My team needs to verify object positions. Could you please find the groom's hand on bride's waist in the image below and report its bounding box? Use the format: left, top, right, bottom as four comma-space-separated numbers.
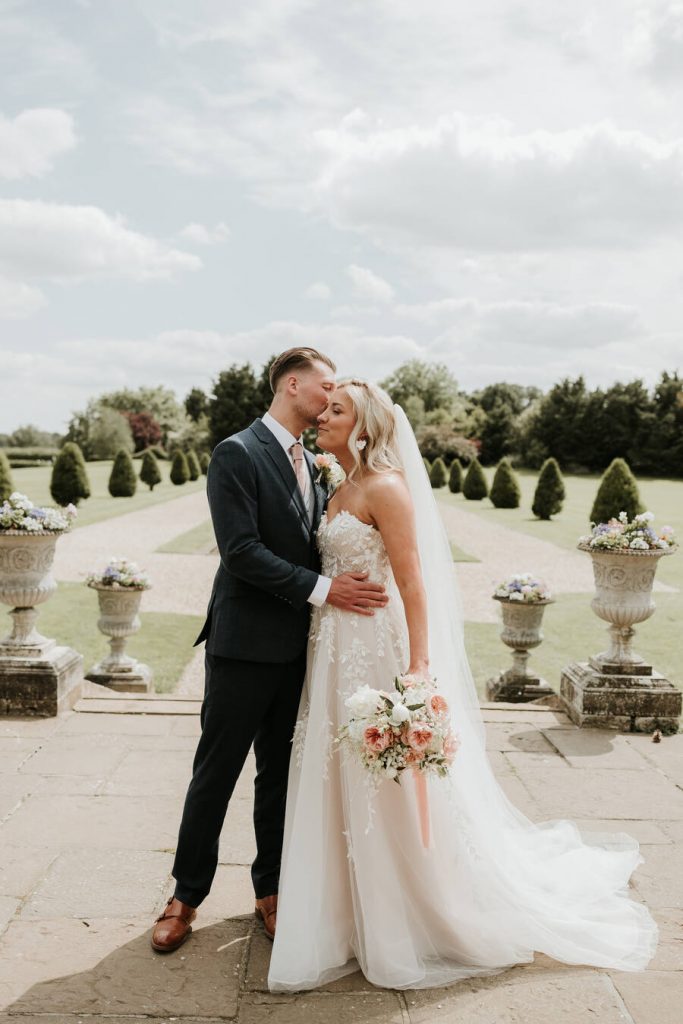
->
326, 572, 389, 616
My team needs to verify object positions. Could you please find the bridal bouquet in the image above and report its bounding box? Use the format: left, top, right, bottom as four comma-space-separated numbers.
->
338, 673, 459, 784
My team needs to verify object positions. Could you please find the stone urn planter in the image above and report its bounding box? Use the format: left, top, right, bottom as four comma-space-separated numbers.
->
486, 597, 556, 703
86, 582, 152, 693
0, 531, 59, 655
0, 521, 82, 717
561, 540, 680, 733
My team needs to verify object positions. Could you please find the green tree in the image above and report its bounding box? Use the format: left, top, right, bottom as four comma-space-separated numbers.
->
140, 450, 161, 491
632, 372, 683, 477
429, 457, 448, 488
0, 451, 14, 501
89, 409, 135, 460
186, 449, 201, 481
170, 449, 190, 486
525, 377, 589, 469
404, 395, 426, 431
97, 386, 184, 443
578, 380, 652, 473
199, 451, 210, 475
208, 364, 265, 448
590, 458, 643, 524
448, 459, 463, 494
463, 458, 488, 501
489, 458, 521, 508
478, 402, 516, 465
9, 424, 61, 448
422, 456, 432, 476
380, 359, 460, 413
532, 458, 566, 520
416, 425, 477, 465
184, 387, 209, 423
108, 449, 137, 497
50, 442, 91, 506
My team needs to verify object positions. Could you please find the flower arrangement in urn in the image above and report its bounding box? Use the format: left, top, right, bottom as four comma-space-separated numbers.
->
86, 557, 151, 590
579, 511, 676, 553
494, 573, 552, 603
0, 492, 77, 533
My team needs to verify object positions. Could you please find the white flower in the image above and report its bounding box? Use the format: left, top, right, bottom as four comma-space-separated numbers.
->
635, 511, 655, 523
385, 766, 398, 779
389, 703, 411, 726
345, 685, 382, 718
629, 538, 649, 549
348, 719, 367, 742
509, 592, 524, 601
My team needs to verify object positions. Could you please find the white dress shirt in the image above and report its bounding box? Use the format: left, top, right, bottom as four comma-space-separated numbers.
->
261, 412, 332, 607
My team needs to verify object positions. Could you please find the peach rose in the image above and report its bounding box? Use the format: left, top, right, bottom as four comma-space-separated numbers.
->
404, 748, 422, 765
363, 726, 393, 753
406, 723, 433, 751
430, 694, 449, 715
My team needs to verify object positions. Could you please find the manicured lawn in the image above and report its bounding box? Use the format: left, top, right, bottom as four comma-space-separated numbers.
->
34, 582, 203, 693
157, 519, 216, 554
10, 461, 205, 530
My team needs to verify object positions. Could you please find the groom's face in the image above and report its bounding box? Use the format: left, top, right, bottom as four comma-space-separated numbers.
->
293, 361, 337, 425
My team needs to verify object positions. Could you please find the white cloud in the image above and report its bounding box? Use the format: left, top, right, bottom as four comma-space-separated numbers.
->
0, 276, 46, 319
0, 199, 202, 282
305, 281, 332, 300
626, 2, 683, 81
347, 264, 394, 303
178, 220, 231, 244
0, 107, 76, 179
314, 113, 683, 252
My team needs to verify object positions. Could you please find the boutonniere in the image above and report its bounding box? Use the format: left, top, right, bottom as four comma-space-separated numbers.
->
314, 453, 344, 492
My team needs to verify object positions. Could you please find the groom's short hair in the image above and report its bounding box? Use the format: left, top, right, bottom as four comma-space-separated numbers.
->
268, 347, 337, 394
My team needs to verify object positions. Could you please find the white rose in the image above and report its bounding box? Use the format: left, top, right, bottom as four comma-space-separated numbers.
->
509, 592, 524, 601
348, 719, 367, 742
390, 703, 411, 726
345, 685, 382, 718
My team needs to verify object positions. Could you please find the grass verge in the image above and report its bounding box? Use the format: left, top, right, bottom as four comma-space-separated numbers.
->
157, 519, 216, 554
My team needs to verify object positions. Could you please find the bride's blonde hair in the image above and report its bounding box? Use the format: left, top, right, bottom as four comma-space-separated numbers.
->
336, 379, 404, 479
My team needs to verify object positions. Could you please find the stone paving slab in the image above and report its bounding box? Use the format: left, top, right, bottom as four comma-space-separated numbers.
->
516, 764, 683, 821
238, 992, 406, 1024
610, 970, 683, 1024
631, 845, 683, 909
542, 728, 652, 771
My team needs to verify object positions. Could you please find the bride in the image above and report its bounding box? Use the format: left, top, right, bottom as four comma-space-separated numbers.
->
267, 378, 657, 992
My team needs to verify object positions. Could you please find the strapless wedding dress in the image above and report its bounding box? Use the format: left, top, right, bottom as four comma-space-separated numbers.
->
267, 511, 657, 992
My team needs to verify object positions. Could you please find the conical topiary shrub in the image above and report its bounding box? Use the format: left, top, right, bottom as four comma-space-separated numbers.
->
199, 452, 210, 475
0, 450, 14, 502
532, 457, 566, 520
50, 442, 91, 506
108, 448, 137, 497
140, 450, 161, 491
590, 458, 643, 524
490, 458, 521, 509
170, 449, 190, 486
448, 459, 463, 494
463, 458, 488, 501
429, 457, 448, 489
186, 449, 201, 481
422, 456, 432, 476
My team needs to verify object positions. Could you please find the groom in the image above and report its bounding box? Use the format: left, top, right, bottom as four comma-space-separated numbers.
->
152, 347, 389, 951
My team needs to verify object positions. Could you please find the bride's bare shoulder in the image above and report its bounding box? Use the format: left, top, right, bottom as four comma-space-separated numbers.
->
363, 470, 410, 505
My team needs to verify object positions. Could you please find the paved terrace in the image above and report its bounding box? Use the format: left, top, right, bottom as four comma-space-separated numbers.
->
0, 694, 681, 1024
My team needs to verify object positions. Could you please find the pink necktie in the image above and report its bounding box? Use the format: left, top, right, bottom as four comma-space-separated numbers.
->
290, 441, 310, 509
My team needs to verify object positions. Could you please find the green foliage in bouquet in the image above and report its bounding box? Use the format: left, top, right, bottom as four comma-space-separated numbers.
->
108, 449, 137, 498
0, 451, 14, 502
448, 459, 463, 494
463, 458, 488, 501
170, 449, 190, 486
186, 449, 201, 481
50, 442, 91, 506
590, 458, 643, 524
532, 457, 566, 520
429, 457, 448, 489
489, 458, 521, 509
139, 450, 162, 491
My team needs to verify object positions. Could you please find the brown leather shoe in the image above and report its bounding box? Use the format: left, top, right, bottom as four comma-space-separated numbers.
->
254, 894, 278, 941
151, 896, 197, 953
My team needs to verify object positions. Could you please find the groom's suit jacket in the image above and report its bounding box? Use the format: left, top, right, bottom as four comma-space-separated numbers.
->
195, 417, 327, 663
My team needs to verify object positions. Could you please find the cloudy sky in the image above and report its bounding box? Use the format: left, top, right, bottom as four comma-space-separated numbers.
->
1, 0, 683, 432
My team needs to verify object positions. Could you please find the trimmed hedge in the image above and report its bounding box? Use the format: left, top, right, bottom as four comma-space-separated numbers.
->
590, 458, 643, 524
448, 459, 463, 494
140, 450, 162, 491
490, 458, 521, 509
108, 449, 137, 498
186, 449, 201, 481
50, 443, 91, 506
199, 452, 210, 475
429, 457, 448, 489
0, 451, 14, 501
170, 449, 190, 486
532, 458, 566, 520
463, 458, 488, 501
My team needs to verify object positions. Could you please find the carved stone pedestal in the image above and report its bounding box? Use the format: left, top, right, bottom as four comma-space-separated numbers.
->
0, 645, 83, 717
85, 585, 153, 694
561, 658, 681, 735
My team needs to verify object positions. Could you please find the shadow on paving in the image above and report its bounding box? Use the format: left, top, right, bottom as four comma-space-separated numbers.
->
0, 911, 635, 1024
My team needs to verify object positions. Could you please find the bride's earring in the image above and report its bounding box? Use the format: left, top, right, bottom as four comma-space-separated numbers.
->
356, 438, 367, 451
